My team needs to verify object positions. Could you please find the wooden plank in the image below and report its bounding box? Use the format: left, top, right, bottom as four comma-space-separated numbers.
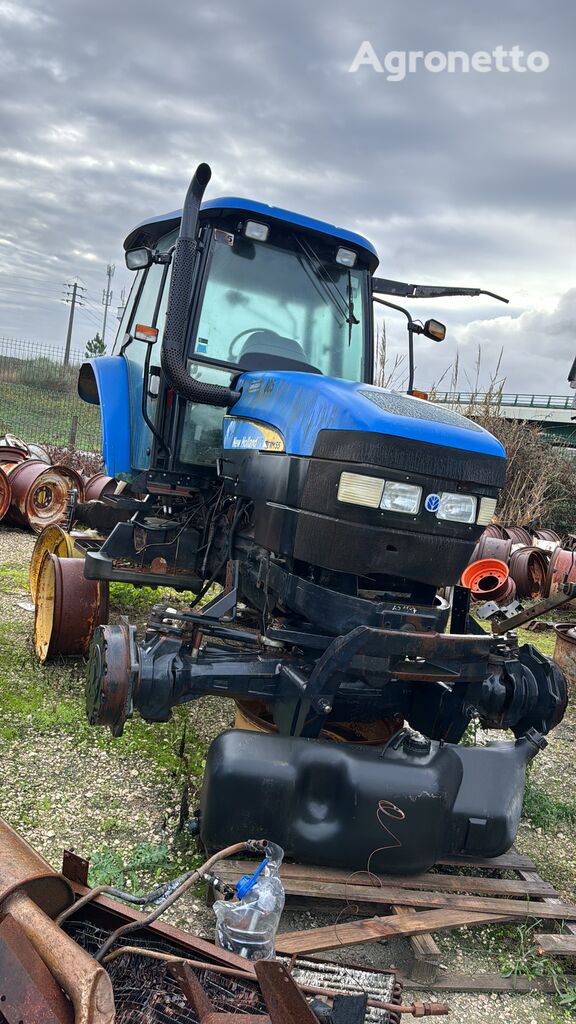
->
534, 933, 576, 956
217, 862, 553, 897
391, 906, 441, 984
517, 867, 576, 943
400, 971, 576, 993
276, 909, 511, 955
266, 876, 576, 921
438, 851, 536, 871
392, 906, 441, 960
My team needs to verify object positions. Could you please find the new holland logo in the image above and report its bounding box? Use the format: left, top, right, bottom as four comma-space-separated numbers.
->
425, 493, 441, 513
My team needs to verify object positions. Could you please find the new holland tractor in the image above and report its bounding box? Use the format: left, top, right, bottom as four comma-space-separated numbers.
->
79, 164, 567, 873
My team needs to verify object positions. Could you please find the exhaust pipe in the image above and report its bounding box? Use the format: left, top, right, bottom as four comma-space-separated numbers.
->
161, 162, 240, 408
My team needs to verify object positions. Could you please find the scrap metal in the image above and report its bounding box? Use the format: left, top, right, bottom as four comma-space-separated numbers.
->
0, 817, 115, 1024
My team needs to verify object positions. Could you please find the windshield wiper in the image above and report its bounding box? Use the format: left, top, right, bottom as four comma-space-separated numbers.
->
293, 234, 359, 333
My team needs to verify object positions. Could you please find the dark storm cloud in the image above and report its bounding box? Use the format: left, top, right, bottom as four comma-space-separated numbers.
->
0, 0, 574, 391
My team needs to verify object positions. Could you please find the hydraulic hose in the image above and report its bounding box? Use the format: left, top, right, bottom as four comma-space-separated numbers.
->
92, 839, 268, 962
160, 161, 240, 408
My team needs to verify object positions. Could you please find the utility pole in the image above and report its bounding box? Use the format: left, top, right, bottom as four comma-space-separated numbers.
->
101, 263, 115, 346
62, 281, 86, 365
116, 287, 127, 321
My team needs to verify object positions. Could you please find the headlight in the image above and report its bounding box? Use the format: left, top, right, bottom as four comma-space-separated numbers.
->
337, 472, 384, 508
380, 481, 422, 515
477, 496, 497, 526
437, 492, 477, 524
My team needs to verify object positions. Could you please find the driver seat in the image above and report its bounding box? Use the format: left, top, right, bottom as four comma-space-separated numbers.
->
238, 330, 321, 374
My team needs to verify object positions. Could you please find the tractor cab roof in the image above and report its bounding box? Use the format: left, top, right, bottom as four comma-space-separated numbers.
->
123, 197, 379, 270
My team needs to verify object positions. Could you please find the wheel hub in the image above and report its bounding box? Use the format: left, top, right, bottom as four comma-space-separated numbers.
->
86, 622, 137, 736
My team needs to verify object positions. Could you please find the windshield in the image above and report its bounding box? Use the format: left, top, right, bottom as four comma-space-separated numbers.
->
192, 233, 366, 381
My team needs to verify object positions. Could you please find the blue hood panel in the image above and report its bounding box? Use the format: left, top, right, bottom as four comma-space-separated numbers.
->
228, 372, 506, 459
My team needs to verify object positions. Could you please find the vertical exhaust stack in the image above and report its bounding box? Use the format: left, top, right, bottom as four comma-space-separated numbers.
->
160, 162, 240, 408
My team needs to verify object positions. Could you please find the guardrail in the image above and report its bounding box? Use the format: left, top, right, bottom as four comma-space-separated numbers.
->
433, 392, 574, 411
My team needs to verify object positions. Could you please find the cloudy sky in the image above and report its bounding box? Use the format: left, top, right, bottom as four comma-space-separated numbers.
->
0, 0, 574, 393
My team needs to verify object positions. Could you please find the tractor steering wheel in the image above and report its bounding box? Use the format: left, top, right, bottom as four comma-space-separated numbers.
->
228, 327, 264, 360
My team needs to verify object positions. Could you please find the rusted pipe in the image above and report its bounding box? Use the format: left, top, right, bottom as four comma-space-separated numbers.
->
0, 817, 74, 918
0, 818, 115, 1023
7, 891, 115, 1024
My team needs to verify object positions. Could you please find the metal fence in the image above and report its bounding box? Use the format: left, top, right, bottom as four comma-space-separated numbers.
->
434, 391, 574, 410
0, 336, 102, 451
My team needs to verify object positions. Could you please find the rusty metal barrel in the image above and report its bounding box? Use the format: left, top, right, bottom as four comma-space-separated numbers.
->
470, 533, 512, 565
508, 546, 549, 599
0, 466, 11, 521
0, 434, 29, 463
29, 525, 79, 603
35, 552, 109, 662
4, 460, 84, 533
532, 528, 562, 555
83, 472, 117, 502
503, 526, 533, 547
483, 524, 504, 538
0, 817, 73, 919
545, 547, 576, 597
553, 624, 576, 699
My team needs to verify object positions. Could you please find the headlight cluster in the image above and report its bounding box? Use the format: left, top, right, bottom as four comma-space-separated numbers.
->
337, 472, 497, 526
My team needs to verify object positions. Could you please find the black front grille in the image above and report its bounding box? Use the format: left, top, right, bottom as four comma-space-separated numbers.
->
313, 430, 507, 489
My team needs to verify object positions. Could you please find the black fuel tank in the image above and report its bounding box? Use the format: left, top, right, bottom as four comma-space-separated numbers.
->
200, 729, 540, 874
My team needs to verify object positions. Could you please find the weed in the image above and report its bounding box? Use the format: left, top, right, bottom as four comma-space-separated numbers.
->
522, 772, 576, 830
460, 716, 481, 746
89, 847, 126, 888
88, 841, 175, 893
499, 921, 565, 993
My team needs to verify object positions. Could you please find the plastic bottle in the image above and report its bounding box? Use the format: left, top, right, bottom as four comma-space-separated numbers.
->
214, 842, 285, 960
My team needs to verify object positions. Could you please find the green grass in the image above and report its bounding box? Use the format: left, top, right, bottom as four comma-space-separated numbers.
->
0, 380, 101, 449
109, 583, 198, 616
522, 772, 576, 830
0, 609, 206, 785
0, 565, 30, 591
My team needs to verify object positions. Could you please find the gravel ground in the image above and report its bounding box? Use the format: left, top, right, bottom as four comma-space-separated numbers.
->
0, 525, 574, 1023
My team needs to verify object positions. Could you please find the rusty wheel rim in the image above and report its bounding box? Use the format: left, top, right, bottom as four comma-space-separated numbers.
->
35, 553, 108, 661
0, 467, 11, 521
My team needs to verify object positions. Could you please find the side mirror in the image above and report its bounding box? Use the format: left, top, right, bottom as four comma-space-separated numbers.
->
125, 247, 153, 271
423, 319, 446, 342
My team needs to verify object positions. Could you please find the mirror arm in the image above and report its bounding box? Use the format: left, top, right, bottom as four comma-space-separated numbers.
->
373, 296, 416, 394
